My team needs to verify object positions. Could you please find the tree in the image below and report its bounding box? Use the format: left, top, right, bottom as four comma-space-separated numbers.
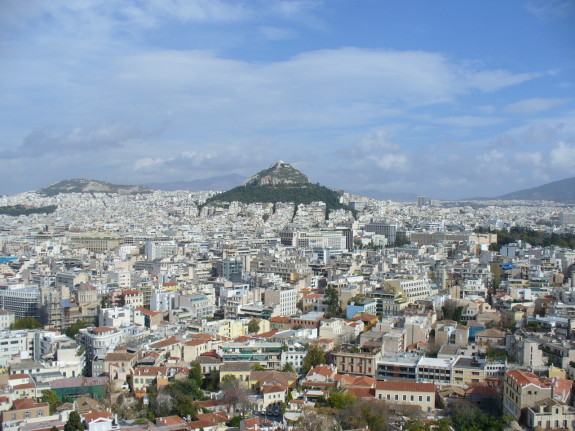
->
11, 317, 42, 330
293, 410, 339, 431
247, 319, 260, 334
220, 375, 251, 414
251, 364, 265, 371
188, 363, 203, 388
65, 319, 92, 339
64, 411, 84, 431
336, 399, 389, 431
41, 389, 60, 414
282, 362, 296, 373
326, 390, 355, 409
302, 345, 326, 374
324, 286, 342, 318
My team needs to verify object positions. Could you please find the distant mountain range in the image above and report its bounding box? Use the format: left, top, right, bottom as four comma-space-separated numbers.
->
144, 174, 245, 192
494, 176, 575, 202
204, 161, 351, 213
38, 179, 153, 196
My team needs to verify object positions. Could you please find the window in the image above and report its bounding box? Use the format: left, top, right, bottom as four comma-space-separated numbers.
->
419, 396, 423, 402
38, 411, 43, 417
395, 395, 398, 401
402, 395, 406, 401
24, 412, 30, 419
427, 396, 431, 402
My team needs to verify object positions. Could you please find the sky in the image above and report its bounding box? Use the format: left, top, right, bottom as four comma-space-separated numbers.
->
1, 0, 574, 199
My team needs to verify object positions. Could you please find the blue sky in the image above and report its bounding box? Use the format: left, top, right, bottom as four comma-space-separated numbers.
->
1, 0, 574, 199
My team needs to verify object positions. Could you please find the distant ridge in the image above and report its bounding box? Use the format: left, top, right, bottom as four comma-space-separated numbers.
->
495, 176, 575, 202
145, 174, 245, 192
205, 161, 351, 214
38, 179, 153, 196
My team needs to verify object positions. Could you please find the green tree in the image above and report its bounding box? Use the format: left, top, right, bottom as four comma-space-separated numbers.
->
65, 319, 92, 339
326, 390, 356, 409
251, 364, 265, 371
206, 370, 219, 391
11, 317, 42, 330
324, 286, 342, 318
64, 411, 84, 431
188, 363, 203, 388
282, 362, 296, 373
247, 319, 260, 334
302, 345, 326, 374
41, 389, 60, 414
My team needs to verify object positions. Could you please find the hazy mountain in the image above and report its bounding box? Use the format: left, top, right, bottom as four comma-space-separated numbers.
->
496, 176, 575, 202
205, 161, 350, 213
145, 174, 245, 191
38, 179, 153, 196
353, 189, 419, 202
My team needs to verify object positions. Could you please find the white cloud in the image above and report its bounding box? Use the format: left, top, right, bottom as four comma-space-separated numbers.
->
550, 141, 575, 171
505, 98, 569, 115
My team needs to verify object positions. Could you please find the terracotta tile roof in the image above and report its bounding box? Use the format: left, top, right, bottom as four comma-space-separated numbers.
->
185, 339, 205, 347
256, 330, 278, 338
9, 374, 31, 380
92, 326, 115, 333
136, 307, 162, 317
122, 289, 140, 295
83, 412, 113, 423
156, 416, 186, 426
507, 370, 551, 388
190, 333, 214, 341
133, 366, 170, 376
14, 383, 35, 390
346, 387, 375, 398
307, 364, 337, 378
375, 380, 435, 393
261, 384, 287, 394
269, 316, 291, 323
105, 352, 135, 362
151, 336, 180, 348
12, 398, 47, 410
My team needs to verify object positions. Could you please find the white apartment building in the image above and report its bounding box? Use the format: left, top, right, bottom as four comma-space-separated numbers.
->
264, 287, 297, 317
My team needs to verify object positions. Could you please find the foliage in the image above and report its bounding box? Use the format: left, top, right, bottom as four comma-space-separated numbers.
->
251, 364, 265, 371
451, 403, 510, 431
326, 390, 356, 409
11, 317, 43, 330
441, 301, 464, 323
476, 227, 575, 251
302, 345, 326, 374
226, 416, 244, 427
206, 370, 219, 391
486, 347, 508, 361
220, 375, 251, 413
64, 411, 85, 431
293, 410, 339, 431
41, 389, 60, 414
282, 362, 296, 373
205, 183, 351, 216
247, 319, 260, 334
0, 205, 58, 216
188, 364, 203, 388
404, 418, 452, 431
335, 399, 389, 431
324, 285, 342, 318
65, 319, 92, 339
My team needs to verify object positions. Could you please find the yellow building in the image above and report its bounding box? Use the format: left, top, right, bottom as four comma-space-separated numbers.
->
375, 381, 436, 414
219, 362, 252, 384
451, 357, 486, 386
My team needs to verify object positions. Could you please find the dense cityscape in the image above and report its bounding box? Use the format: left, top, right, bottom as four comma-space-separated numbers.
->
0, 160, 573, 431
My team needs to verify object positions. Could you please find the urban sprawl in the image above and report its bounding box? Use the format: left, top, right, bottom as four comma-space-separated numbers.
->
0, 189, 575, 431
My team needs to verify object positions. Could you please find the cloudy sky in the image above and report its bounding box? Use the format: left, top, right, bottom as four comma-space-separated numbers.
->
1, 0, 574, 199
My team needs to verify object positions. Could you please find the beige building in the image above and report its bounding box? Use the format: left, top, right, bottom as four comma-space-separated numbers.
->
452, 357, 486, 386
375, 381, 436, 414
526, 399, 575, 431
1, 398, 50, 431
331, 347, 382, 377
503, 370, 552, 420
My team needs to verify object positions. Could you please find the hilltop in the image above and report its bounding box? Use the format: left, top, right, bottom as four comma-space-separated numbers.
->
496, 176, 575, 203
38, 179, 153, 196
205, 161, 351, 215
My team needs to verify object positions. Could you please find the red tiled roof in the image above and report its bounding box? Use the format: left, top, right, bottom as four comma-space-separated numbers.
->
507, 370, 551, 388
375, 381, 435, 393
92, 326, 115, 333
83, 412, 113, 423
156, 416, 186, 426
